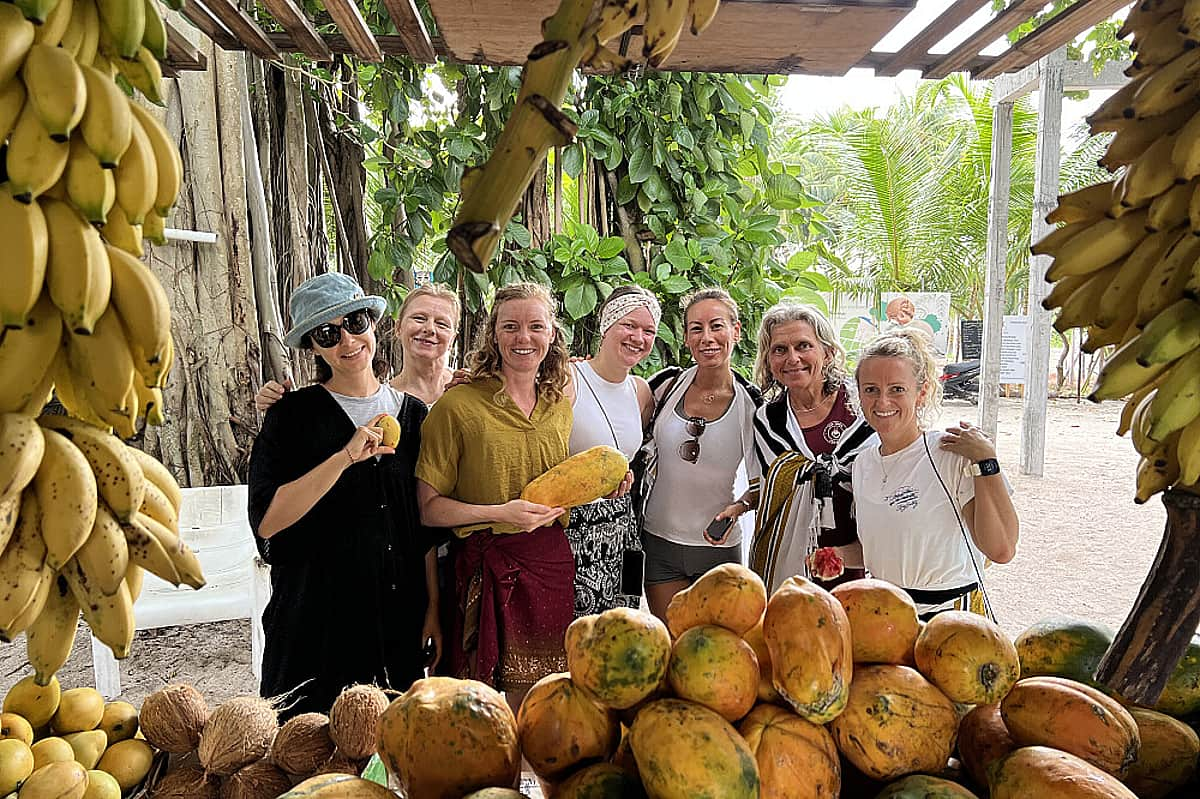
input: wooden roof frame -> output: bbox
[165,0,1125,83]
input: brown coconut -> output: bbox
[150,765,220,799]
[198,696,278,777]
[270,712,336,776]
[316,751,367,776]
[329,684,388,760]
[140,683,210,754]
[218,759,292,799]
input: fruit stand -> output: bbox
[4,0,1200,797]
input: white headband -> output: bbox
[599,293,662,336]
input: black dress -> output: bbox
[247,386,432,718]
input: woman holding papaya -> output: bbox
[415,282,576,706]
[247,273,440,718]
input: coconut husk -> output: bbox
[140,684,210,754]
[270,712,336,777]
[328,685,389,760]
[218,759,292,799]
[150,765,220,799]
[198,697,278,777]
[316,750,368,776]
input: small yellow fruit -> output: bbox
[83,769,121,799]
[96,738,153,791]
[15,760,88,799]
[0,739,34,794]
[30,736,75,770]
[96,703,137,746]
[52,689,105,735]
[63,730,107,769]
[2,676,60,729]
[0,713,34,745]
[371,413,401,448]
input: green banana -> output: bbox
[96,0,145,60]
[32,0,73,47]
[1136,298,1200,365]
[1148,347,1200,441]
[141,0,166,60]
[14,0,63,26]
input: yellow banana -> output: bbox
[65,308,136,414]
[280,774,397,798]
[61,555,134,657]
[39,415,145,522]
[1,562,52,641]
[1046,210,1150,281]
[1052,259,1122,333]
[59,0,90,56]
[1171,105,1200,180]
[113,111,157,225]
[1047,181,1116,225]
[643,0,688,68]
[41,197,111,334]
[65,133,117,225]
[21,43,86,142]
[1031,219,1089,257]
[127,446,179,512]
[138,479,176,529]
[140,384,164,425]
[75,0,100,65]
[1116,132,1183,212]
[0,413,45,503]
[1083,307,1137,354]
[1089,74,1149,132]
[91,48,116,79]
[1042,272,1091,311]
[106,244,170,388]
[72,502,128,596]
[5,101,70,202]
[128,101,180,215]
[79,63,133,169]
[0,185,48,329]
[25,573,80,686]
[1097,226,1185,327]
[14,0,63,25]
[126,561,142,600]
[1178,413,1200,484]
[1103,98,1200,169]
[1091,337,1173,402]
[155,330,172,388]
[1137,228,1200,325]
[0,495,17,553]
[0,4,36,87]
[117,514,178,585]
[1147,347,1200,441]
[1131,48,1200,118]
[112,46,164,106]
[1148,178,1197,230]
[1184,0,1200,36]
[592,0,640,44]
[96,0,145,60]
[0,78,26,144]
[136,512,203,589]
[49,349,110,431]
[1120,371,1169,437]
[1136,298,1200,365]
[32,0,73,47]
[142,209,166,245]
[35,428,98,572]
[1132,388,1161,455]
[141,0,166,60]
[100,203,144,257]
[0,294,62,414]
[1125,0,1185,38]
[1131,13,1192,70]
[0,491,50,639]
[1135,436,1182,504]
[690,0,720,35]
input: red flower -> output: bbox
[806,547,844,581]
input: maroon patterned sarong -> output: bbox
[449,523,575,691]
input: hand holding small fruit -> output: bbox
[344,424,393,466]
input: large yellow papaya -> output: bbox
[516,672,619,783]
[831,578,920,665]
[763,576,853,723]
[629,699,759,799]
[666,563,766,638]
[1122,707,1199,798]
[913,610,1019,705]
[738,703,840,799]
[667,624,758,722]
[565,607,671,710]
[521,445,627,508]
[988,746,1137,799]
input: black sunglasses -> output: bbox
[308,308,374,349]
[678,416,707,463]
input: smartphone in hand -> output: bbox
[704,516,735,544]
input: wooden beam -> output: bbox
[189,0,281,61]
[1020,48,1065,478]
[926,0,1047,80]
[380,0,437,62]
[975,0,1133,80]
[259,0,332,61]
[166,20,208,71]
[322,0,384,62]
[876,0,990,77]
[859,49,994,73]
[181,0,242,52]
[979,100,1013,440]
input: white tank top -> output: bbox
[569,362,642,459]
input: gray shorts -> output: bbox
[642,532,742,585]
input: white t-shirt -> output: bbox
[325,384,405,427]
[852,430,1008,612]
[569,362,642,459]
[643,393,746,548]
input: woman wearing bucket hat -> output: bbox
[248,272,441,718]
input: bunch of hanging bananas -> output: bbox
[448,0,721,272]
[0,0,181,436]
[0,412,204,683]
[1038,0,1200,504]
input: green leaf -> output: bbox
[660,274,692,294]
[674,125,695,151]
[564,282,598,320]
[616,175,637,205]
[787,250,819,271]
[629,146,655,184]
[664,238,693,271]
[597,236,626,259]
[562,143,586,179]
[765,173,805,210]
[507,221,532,248]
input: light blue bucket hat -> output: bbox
[283,273,387,349]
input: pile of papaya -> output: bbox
[371,564,1200,799]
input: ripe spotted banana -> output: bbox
[35,428,99,572]
[690,0,720,35]
[39,415,145,522]
[117,514,179,585]
[592,0,640,44]
[0,293,63,414]
[25,573,80,686]
[643,0,688,68]
[0,496,17,554]
[106,243,171,388]
[41,196,112,334]
[128,445,180,512]
[73,502,130,597]
[0,185,48,329]
[137,512,204,589]
[61,555,135,657]
[0,413,45,504]
[0,492,51,640]
[138,478,177,529]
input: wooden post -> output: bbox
[1096,490,1200,704]
[1020,48,1066,477]
[979,101,1013,440]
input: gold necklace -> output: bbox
[791,391,831,414]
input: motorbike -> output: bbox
[940,359,980,403]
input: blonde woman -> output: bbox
[415,282,575,708]
[852,328,1018,619]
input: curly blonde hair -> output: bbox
[467,282,571,403]
[753,303,848,399]
[855,327,943,430]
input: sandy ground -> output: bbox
[0,397,1171,708]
